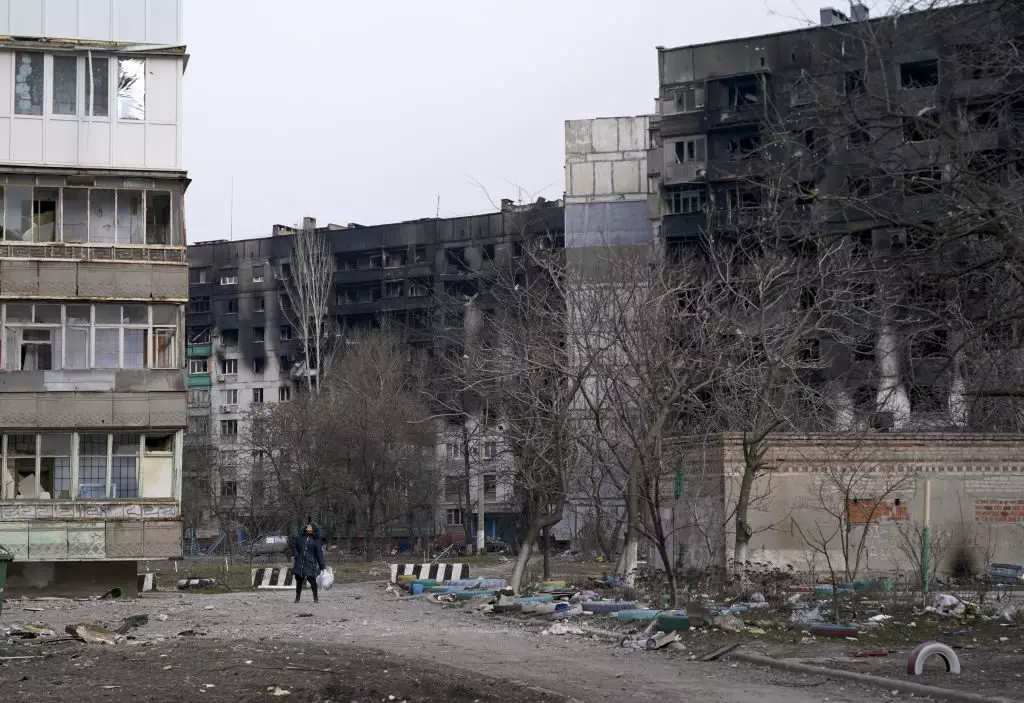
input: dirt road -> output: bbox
[0,582,889,703]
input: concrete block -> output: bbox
[148,392,186,427]
[112,393,151,427]
[594,161,614,196]
[106,522,145,558]
[612,159,642,195]
[565,120,593,156]
[112,264,154,299]
[144,521,183,558]
[0,394,39,426]
[618,117,648,151]
[591,118,620,153]
[569,162,595,197]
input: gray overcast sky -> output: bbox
[182,0,847,242]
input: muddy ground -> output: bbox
[0,640,569,703]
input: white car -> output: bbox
[252,535,289,556]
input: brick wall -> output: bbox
[975,499,1024,523]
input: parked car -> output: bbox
[251,535,290,556]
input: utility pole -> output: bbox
[476,398,487,556]
[921,479,932,599]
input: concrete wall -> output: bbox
[0,0,183,43]
[0,390,184,428]
[565,117,649,205]
[676,433,1024,577]
[0,260,186,299]
[7,559,140,597]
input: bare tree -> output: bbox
[280,221,339,394]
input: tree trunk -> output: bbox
[733,438,759,582]
[542,526,551,580]
[509,519,541,593]
[615,459,640,584]
[656,539,678,608]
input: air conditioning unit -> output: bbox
[219,404,237,414]
[216,375,225,382]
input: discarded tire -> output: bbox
[655,610,691,632]
[617,609,661,623]
[581,600,640,614]
[906,641,961,675]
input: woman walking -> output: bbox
[291,520,325,603]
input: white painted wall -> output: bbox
[0,0,182,44]
[0,51,183,169]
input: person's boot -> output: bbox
[313,592,319,604]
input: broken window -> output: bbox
[188,297,211,314]
[153,327,176,368]
[221,329,238,346]
[145,191,172,244]
[727,76,759,107]
[279,386,291,402]
[221,358,238,375]
[224,299,238,314]
[253,326,265,343]
[413,246,428,263]
[52,55,78,115]
[63,188,89,243]
[666,187,707,215]
[903,111,940,142]
[408,281,430,297]
[4,187,32,241]
[253,357,265,374]
[383,250,407,268]
[14,52,43,115]
[252,265,264,282]
[89,189,116,243]
[726,133,762,158]
[32,188,58,242]
[117,58,146,120]
[900,59,939,89]
[254,297,264,312]
[384,281,403,298]
[123,328,148,368]
[482,244,496,261]
[116,190,144,244]
[88,56,109,117]
[252,388,264,404]
[40,434,72,499]
[675,85,706,112]
[959,103,1000,131]
[280,325,292,341]
[673,137,706,164]
[844,69,866,96]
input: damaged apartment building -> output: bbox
[635,2,1024,573]
[183,202,562,548]
[0,0,189,594]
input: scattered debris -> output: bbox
[853,649,889,658]
[699,643,742,662]
[114,615,149,634]
[808,623,858,639]
[644,630,681,650]
[906,640,961,675]
[177,578,217,590]
[101,587,124,600]
[156,614,169,622]
[541,622,584,636]
[710,613,745,632]
[65,624,121,645]
[267,686,291,696]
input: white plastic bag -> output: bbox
[317,567,334,591]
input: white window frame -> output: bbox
[221,358,238,376]
[0,302,178,371]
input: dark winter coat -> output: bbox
[291,529,325,579]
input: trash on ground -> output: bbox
[114,614,149,634]
[852,649,889,657]
[542,622,584,636]
[808,623,859,638]
[710,613,745,632]
[267,686,291,696]
[699,643,741,661]
[65,623,121,645]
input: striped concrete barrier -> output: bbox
[389,563,470,583]
[252,567,296,589]
[137,573,156,592]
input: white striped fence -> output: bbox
[389,563,470,583]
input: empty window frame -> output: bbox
[252,388,264,404]
[0,302,177,371]
[220,358,238,375]
[252,265,265,283]
[0,186,182,245]
[674,85,706,113]
[672,137,706,164]
[666,187,707,215]
[727,76,760,107]
[900,59,939,89]
[903,111,941,142]
[0,434,72,500]
[280,325,292,341]
[278,386,291,402]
